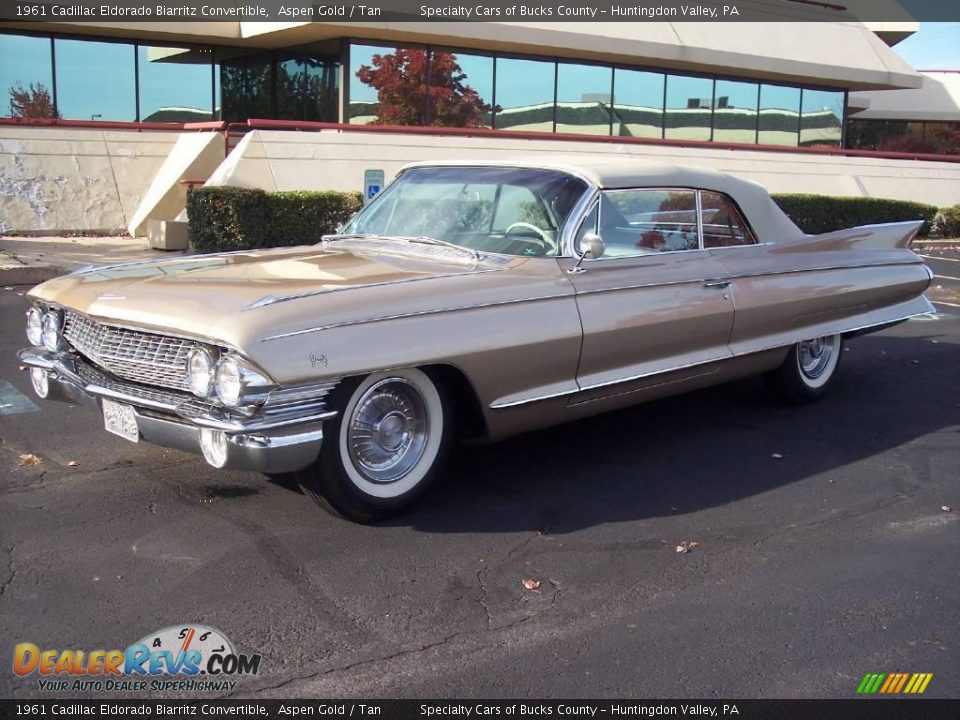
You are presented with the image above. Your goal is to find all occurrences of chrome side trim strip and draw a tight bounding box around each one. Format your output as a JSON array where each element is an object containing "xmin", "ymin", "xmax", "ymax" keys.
[
  {"xmin": 488, "ymin": 385, "xmax": 581, "ymax": 409},
  {"xmin": 261, "ymin": 293, "xmax": 571, "ymax": 341},
  {"xmin": 240, "ymin": 267, "xmax": 506, "ymax": 312},
  {"xmin": 572, "ymin": 259, "xmax": 924, "ymax": 297}
]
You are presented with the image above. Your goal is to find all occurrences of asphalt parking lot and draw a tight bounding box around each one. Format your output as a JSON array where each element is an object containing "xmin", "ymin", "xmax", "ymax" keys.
[{"xmin": 1, "ymin": 256, "xmax": 958, "ymax": 700}]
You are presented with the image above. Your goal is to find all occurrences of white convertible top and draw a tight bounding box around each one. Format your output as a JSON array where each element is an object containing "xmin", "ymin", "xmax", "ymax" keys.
[{"xmin": 401, "ymin": 157, "xmax": 805, "ymax": 243}]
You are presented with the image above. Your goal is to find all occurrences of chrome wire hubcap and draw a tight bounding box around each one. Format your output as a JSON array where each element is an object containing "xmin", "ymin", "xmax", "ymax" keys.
[
  {"xmin": 798, "ymin": 336, "xmax": 835, "ymax": 379},
  {"xmin": 347, "ymin": 379, "xmax": 429, "ymax": 483}
]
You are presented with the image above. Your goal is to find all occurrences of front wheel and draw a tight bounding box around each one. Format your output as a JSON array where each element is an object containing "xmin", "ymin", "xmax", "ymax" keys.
[
  {"xmin": 297, "ymin": 368, "xmax": 453, "ymax": 523},
  {"xmin": 766, "ymin": 333, "xmax": 843, "ymax": 404}
]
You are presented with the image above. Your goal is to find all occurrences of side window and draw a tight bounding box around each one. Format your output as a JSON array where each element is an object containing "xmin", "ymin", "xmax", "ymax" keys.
[
  {"xmin": 700, "ymin": 191, "xmax": 757, "ymax": 248},
  {"xmin": 598, "ymin": 189, "xmax": 699, "ymax": 258}
]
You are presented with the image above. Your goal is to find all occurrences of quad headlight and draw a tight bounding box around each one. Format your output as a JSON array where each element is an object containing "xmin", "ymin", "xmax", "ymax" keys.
[
  {"xmin": 215, "ymin": 355, "xmax": 270, "ymax": 408},
  {"xmin": 41, "ymin": 310, "xmax": 65, "ymax": 352},
  {"xmin": 25, "ymin": 307, "xmax": 43, "ymax": 347},
  {"xmin": 186, "ymin": 347, "xmax": 218, "ymax": 398},
  {"xmin": 186, "ymin": 348, "xmax": 271, "ymax": 408}
]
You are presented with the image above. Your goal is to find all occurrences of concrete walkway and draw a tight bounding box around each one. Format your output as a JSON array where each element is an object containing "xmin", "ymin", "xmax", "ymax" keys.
[{"xmin": 0, "ymin": 235, "xmax": 185, "ymax": 286}]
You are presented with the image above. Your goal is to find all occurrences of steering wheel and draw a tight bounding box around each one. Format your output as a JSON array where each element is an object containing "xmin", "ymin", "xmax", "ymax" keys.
[{"xmin": 503, "ymin": 222, "xmax": 554, "ymax": 255}]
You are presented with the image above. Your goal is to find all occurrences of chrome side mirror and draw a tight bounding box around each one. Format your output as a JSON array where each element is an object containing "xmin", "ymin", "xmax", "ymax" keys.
[
  {"xmin": 569, "ymin": 232, "xmax": 605, "ymax": 274},
  {"xmin": 580, "ymin": 232, "xmax": 605, "ymax": 260}
]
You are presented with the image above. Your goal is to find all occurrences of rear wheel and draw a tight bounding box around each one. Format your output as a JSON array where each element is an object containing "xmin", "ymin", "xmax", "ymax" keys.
[
  {"xmin": 296, "ymin": 368, "xmax": 453, "ymax": 523},
  {"xmin": 766, "ymin": 333, "xmax": 843, "ymax": 404}
]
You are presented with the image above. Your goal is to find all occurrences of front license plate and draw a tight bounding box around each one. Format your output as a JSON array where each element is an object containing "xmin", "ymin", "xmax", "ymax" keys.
[{"xmin": 102, "ymin": 399, "xmax": 139, "ymax": 443}]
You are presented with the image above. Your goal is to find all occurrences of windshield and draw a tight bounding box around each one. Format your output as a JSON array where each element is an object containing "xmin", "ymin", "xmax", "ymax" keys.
[{"xmin": 339, "ymin": 166, "xmax": 589, "ymax": 257}]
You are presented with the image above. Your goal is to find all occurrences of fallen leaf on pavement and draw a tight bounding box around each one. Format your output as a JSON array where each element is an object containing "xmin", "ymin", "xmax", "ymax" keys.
[
  {"xmin": 18, "ymin": 365, "xmax": 25, "ymax": 371},
  {"xmin": 522, "ymin": 579, "xmax": 541, "ymax": 592},
  {"xmin": 18, "ymin": 453, "xmax": 42, "ymax": 466},
  {"xmin": 943, "ymin": 506, "xmax": 953, "ymax": 513},
  {"xmin": 676, "ymin": 541, "xmax": 700, "ymax": 554},
  {"xmin": 67, "ymin": 460, "xmax": 80, "ymax": 467},
  {"xmin": 771, "ymin": 453, "xmax": 783, "ymax": 459}
]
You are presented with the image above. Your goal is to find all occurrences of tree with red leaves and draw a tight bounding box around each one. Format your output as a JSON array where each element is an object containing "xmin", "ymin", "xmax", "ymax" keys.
[
  {"xmin": 356, "ymin": 49, "xmax": 493, "ymax": 127},
  {"xmin": 8, "ymin": 82, "xmax": 59, "ymax": 119}
]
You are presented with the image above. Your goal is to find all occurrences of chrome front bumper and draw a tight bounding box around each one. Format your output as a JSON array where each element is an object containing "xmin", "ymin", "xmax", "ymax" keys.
[{"xmin": 17, "ymin": 348, "xmax": 331, "ymax": 474}]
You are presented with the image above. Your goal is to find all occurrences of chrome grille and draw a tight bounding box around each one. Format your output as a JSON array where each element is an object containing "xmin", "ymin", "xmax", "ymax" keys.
[
  {"xmin": 74, "ymin": 359, "xmax": 212, "ymax": 416},
  {"xmin": 63, "ymin": 311, "xmax": 197, "ymax": 391}
]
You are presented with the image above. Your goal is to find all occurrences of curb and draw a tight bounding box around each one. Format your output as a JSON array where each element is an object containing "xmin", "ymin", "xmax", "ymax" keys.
[{"xmin": 0, "ymin": 264, "xmax": 63, "ymax": 286}]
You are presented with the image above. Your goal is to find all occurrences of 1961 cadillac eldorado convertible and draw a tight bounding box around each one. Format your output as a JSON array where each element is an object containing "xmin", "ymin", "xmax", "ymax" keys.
[{"xmin": 18, "ymin": 159, "xmax": 934, "ymax": 521}]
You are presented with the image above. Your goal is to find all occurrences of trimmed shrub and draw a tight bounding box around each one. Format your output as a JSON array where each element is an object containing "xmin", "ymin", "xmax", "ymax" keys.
[
  {"xmin": 933, "ymin": 205, "xmax": 960, "ymax": 238},
  {"xmin": 187, "ymin": 187, "xmax": 363, "ymax": 253},
  {"xmin": 771, "ymin": 194, "xmax": 938, "ymax": 238},
  {"xmin": 187, "ymin": 186, "xmax": 269, "ymax": 253}
]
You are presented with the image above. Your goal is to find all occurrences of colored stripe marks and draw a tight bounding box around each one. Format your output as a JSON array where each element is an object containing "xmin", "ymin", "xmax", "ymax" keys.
[{"xmin": 857, "ymin": 673, "xmax": 933, "ymax": 694}]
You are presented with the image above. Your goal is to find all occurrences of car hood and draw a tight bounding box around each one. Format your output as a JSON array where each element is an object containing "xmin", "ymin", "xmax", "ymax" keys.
[{"xmin": 28, "ymin": 243, "xmax": 513, "ymax": 342}]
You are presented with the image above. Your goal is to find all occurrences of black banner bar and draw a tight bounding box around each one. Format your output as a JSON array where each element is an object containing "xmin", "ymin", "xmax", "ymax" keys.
[
  {"xmin": 0, "ymin": 0, "xmax": 958, "ymax": 23},
  {"xmin": 1, "ymin": 700, "xmax": 960, "ymax": 720}
]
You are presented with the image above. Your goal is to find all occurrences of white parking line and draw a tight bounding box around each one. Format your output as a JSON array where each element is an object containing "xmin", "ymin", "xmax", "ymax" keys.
[
  {"xmin": 920, "ymin": 254, "xmax": 960, "ymax": 263},
  {"xmin": 934, "ymin": 300, "xmax": 960, "ymax": 309},
  {"xmin": 934, "ymin": 275, "xmax": 960, "ymax": 282},
  {"xmin": 0, "ymin": 380, "xmax": 39, "ymax": 416}
]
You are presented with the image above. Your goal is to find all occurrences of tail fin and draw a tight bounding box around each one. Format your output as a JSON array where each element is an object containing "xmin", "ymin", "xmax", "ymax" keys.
[{"xmin": 794, "ymin": 221, "xmax": 924, "ymax": 252}]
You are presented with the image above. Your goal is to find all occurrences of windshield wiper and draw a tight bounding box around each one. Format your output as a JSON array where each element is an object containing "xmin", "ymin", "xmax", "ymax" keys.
[
  {"xmin": 396, "ymin": 236, "xmax": 483, "ymax": 262},
  {"xmin": 323, "ymin": 233, "xmax": 482, "ymax": 262},
  {"xmin": 322, "ymin": 232, "xmax": 378, "ymax": 243}
]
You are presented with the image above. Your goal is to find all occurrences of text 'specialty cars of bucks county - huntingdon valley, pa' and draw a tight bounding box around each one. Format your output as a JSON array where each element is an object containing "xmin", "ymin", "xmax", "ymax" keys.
[{"xmin": 18, "ymin": 158, "xmax": 935, "ymax": 522}]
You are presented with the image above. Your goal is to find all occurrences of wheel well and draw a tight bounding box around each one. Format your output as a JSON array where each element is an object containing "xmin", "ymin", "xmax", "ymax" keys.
[{"xmin": 421, "ymin": 364, "xmax": 488, "ymax": 441}]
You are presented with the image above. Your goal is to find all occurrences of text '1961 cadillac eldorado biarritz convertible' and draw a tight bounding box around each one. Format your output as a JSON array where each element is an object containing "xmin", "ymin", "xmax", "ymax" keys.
[{"xmin": 18, "ymin": 159, "xmax": 934, "ymax": 522}]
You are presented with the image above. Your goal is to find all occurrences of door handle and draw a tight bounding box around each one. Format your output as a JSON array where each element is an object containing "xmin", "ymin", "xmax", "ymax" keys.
[{"xmin": 703, "ymin": 279, "xmax": 731, "ymax": 289}]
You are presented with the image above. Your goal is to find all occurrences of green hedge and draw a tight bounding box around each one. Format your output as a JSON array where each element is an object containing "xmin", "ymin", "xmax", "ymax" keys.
[
  {"xmin": 187, "ymin": 187, "xmax": 363, "ymax": 253},
  {"xmin": 771, "ymin": 194, "xmax": 938, "ymax": 238},
  {"xmin": 933, "ymin": 205, "xmax": 960, "ymax": 238}
]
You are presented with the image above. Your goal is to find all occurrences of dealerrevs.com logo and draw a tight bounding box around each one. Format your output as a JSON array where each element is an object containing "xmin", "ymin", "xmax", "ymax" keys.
[{"xmin": 13, "ymin": 625, "xmax": 261, "ymax": 692}]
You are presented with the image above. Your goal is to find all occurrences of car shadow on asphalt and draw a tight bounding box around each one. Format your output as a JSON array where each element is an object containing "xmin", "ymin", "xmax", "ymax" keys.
[{"xmin": 377, "ymin": 326, "xmax": 958, "ymax": 535}]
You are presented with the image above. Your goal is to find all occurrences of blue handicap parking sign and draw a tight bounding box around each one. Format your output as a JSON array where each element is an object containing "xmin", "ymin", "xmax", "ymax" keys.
[{"xmin": 363, "ymin": 169, "xmax": 386, "ymax": 204}]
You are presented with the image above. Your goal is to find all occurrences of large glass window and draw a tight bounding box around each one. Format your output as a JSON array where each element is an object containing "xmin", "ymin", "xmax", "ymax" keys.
[
  {"xmin": 665, "ymin": 75, "xmax": 713, "ymax": 141},
  {"xmin": 494, "ymin": 57, "xmax": 555, "ymax": 132},
  {"xmin": 556, "ymin": 62, "xmax": 611, "ymax": 135},
  {"xmin": 427, "ymin": 49, "xmax": 493, "ymax": 128},
  {"xmin": 350, "ymin": 43, "xmax": 427, "ymax": 125},
  {"xmin": 216, "ymin": 48, "xmax": 273, "ymax": 122},
  {"xmin": 713, "ymin": 80, "xmax": 758, "ymax": 144},
  {"xmin": 276, "ymin": 44, "xmax": 340, "ymax": 122},
  {"xmin": 612, "ymin": 69, "xmax": 664, "ymax": 139},
  {"xmin": 1, "ymin": 33, "xmax": 54, "ymax": 118},
  {"xmin": 138, "ymin": 45, "xmax": 212, "ymax": 122},
  {"xmin": 759, "ymin": 84, "xmax": 801, "ymax": 146},
  {"xmin": 55, "ymin": 39, "xmax": 135, "ymax": 121},
  {"xmin": 800, "ymin": 89, "xmax": 843, "ymax": 147}
]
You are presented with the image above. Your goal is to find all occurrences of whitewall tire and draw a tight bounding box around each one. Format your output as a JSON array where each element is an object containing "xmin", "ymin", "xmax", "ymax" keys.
[
  {"xmin": 767, "ymin": 333, "xmax": 843, "ymax": 404},
  {"xmin": 297, "ymin": 368, "xmax": 453, "ymax": 522}
]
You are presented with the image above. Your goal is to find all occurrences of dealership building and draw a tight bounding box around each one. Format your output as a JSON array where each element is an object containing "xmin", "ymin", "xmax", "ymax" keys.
[{"xmin": 1, "ymin": 8, "xmax": 959, "ymax": 238}]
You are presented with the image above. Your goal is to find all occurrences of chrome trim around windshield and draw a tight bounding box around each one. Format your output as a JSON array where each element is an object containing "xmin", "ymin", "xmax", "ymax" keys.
[{"xmin": 560, "ymin": 187, "xmax": 600, "ymax": 258}]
